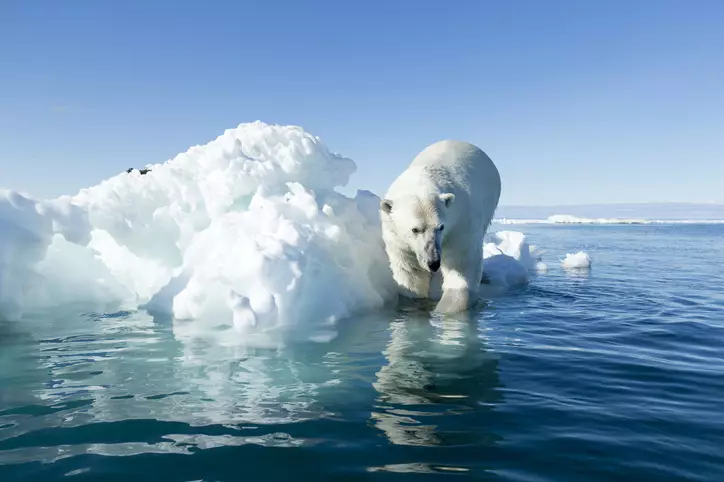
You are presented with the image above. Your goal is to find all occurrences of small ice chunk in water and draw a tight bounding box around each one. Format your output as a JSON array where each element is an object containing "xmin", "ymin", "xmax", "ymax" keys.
[{"xmin": 562, "ymin": 251, "xmax": 592, "ymax": 269}]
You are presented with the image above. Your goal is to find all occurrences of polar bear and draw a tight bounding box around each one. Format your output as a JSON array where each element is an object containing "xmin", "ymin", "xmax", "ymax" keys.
[{"xmin": 380, "ymin": 140, "xmax": 501, "ymax": 313}]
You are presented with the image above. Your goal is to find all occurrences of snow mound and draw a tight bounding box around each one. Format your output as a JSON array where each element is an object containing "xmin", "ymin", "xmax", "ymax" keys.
[
  {"xmin": 0, "ymin": 121, "xmax": 552, "ymax": 343},
  {"xmin": 482, "ymin": 231, "xmax": 547, "ymax": 288},
  {"xmin": 561, "ymin": 251, "xmax": 592, "ymax": 269},
  {"xmin": 1, "ymin": 123, "xmax": 396, "ymax": 333},
  {"xmin": 0, "ymin": 190, "xmax": 91, "ymax": 319}
]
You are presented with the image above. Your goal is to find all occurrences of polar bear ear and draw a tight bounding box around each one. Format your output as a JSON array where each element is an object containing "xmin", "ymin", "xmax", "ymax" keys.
[
  {"xmin": 439, "ymin": 193, "xmax": 455, "ymax": 207},
  {"xmin": 380, "ymin": 199, "xmax": 393, "ymax": 214}
]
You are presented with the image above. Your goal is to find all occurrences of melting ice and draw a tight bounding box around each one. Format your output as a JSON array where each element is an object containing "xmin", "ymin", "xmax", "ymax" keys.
[{"xmin": 0, "ymin": 121, "xmax": 580, "ymax": 343}]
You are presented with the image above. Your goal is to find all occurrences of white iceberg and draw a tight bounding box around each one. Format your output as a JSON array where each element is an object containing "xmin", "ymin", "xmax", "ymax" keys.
[{"xmin": 0, "ymin": 121, "xmax": 547, "ymax": 343}]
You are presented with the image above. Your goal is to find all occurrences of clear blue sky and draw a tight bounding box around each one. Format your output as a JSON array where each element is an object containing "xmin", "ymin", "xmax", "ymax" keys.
[{"xmin": 1, "ymin": 0, "xmax": 723, "ymax": 205}]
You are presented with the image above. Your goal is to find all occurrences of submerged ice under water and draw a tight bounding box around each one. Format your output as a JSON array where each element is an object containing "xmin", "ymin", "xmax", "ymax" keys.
[{"xmin": 0, "ymin": 122, "xmax": 579, "ymax": 345}]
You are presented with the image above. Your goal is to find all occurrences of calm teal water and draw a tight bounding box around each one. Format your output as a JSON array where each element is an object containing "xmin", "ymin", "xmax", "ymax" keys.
[{"xmin": 2, "ymin": 224, "xmax": 724, "ymax": 481}]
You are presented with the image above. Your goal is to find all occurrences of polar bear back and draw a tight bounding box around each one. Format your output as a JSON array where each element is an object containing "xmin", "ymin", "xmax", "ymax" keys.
[{"xmin": 398, "ymin": 140, "xmax": 501, "ymax": 222}]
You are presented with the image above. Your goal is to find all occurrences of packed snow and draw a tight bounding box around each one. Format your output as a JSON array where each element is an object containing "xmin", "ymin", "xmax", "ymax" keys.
[
  {"xmin": 0, "ymin": 121, "xmax": 574, "ymax": 343},
  {"xmin": 562, "ymin": 251, "xmax": 592, "ymax": 269}
]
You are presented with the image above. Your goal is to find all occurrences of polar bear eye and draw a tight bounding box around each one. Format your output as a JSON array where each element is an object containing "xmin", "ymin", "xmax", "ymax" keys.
[
  {"xmin": 411, "ymin": 227, "xmax": 421, "ymax": 234},
  {"xmin": 438, "ymin": 224, "xmax": 444, "ymax": 232}
]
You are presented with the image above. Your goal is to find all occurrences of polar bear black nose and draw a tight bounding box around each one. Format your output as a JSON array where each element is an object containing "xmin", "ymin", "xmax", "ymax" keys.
[{"xmin": 428, "ymin": 260, "xmax": 440, "ymax": 272}]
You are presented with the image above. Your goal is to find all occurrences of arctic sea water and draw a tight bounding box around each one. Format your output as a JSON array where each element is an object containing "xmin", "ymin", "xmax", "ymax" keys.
[
  {"xmin": 2, "ymin": 223, "xmax": 724, "ymax": 481},
  {"xmin": 2, "ymin": 123, "xmax": 724, "ymax": 480}
]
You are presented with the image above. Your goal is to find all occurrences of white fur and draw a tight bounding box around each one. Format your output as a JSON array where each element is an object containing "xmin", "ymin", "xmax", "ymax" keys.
[{"xmin": 380, "ymin": 140, "xmax": 501, "ymax": 313}]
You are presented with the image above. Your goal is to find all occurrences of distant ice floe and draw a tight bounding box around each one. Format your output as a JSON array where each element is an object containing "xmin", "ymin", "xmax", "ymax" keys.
[{"xmin": 494, "ymin": 214, "xmax": 724, "ymax": 225}]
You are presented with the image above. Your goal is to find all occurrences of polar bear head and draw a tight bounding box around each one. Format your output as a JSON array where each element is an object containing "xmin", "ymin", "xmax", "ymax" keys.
[{"xmin": 380, "ymin": 192, "xmax": 455, "ymax": 272}]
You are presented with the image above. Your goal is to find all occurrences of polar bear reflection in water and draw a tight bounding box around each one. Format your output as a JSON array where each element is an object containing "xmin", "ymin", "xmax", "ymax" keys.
[{"xmin": 370, "ymin": 305, "xmax": 503, "ymax": 447}]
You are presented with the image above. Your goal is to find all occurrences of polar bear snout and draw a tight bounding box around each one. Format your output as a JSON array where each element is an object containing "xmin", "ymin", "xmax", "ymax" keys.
[
  {"xmin": 419, "ymin": 237, "xmax": 442, "ymax": 273},
  {"xmin": 418, "ymin": 253, "xmax": 440, "ymax": 273}
]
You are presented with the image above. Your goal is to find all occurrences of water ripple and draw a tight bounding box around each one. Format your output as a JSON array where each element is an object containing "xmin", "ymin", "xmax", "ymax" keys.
[{"xmin": 1, "ymin": 224, "xmax": 724, "ymax": 481}]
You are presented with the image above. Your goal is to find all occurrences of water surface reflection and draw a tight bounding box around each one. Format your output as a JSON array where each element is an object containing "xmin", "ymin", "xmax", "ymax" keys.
[
  {"xmin": 0, "ymin": 304, "xmax": 505, "ymax": 468},
  {"xmin": 371, "ymin": 307, "xmax": 503, "ymax": 447}
]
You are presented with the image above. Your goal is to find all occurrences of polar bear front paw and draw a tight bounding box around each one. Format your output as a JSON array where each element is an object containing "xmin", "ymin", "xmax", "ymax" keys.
[
  {"xmin": 434, "ymin": 287, "xmax": 478, "ymax": 314},
  {"xmin": 391, "ymin": 266, "xmax": 431, "ymax": 299}
]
